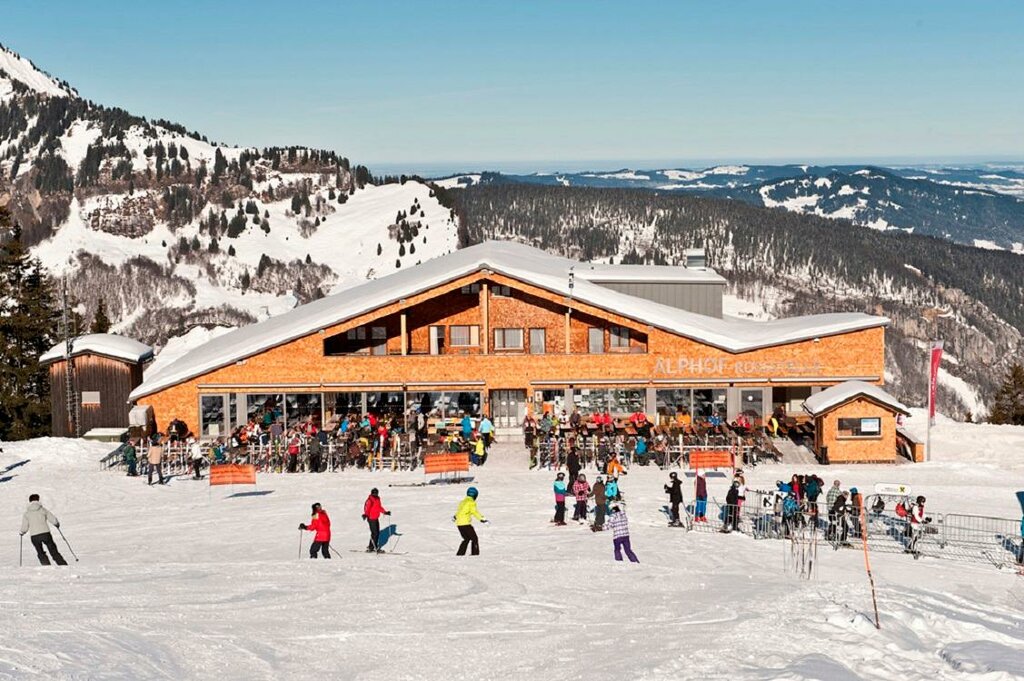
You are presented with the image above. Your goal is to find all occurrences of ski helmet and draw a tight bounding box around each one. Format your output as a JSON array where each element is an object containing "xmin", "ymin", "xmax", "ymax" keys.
[
  {"xmin": 578, "ymin": 473, "xmax": 586, "ymax": 480},
  {"xmin": 371, "ymin": 487, "xmax": 379, "ymax": 496},
  {"xmin": 311, "ymin": 502, "xmax": 321, "ymax": 513},
  {"xmin": 916, "ymin": 495, "xmax": 926, "ymax": 504},
  {"xmin": 669, "ymin": 472, "xmax": 678, "ymax": 479},
  {"xmin": 850, "ymin": 487, "xmax": 858, "ymax": 495},
  {"xmin": 556, "ymin": 472, "xmax": 565, "ymax": 479},
  {"xmin": 467, "ymin": 487, "xmax": 479, "ymax": 499}
]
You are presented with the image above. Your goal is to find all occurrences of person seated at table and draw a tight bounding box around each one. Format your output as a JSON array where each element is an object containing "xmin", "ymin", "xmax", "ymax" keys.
[{"xmin": 675, "ymin": 408, "xmax": 692, "ymax": 428}]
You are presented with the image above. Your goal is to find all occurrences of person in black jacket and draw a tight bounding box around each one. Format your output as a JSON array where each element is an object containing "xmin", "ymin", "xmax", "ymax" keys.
[
  {"xmin": 664, "ymin": 472, "xmax": 684, "ymax": 526},
  {"xmin": 723, "ymin": 481, "xmax": 741, "ymax": 533},
  {"xmin": 831, "ymin": 491, "xmax": 850, "ymax": 545},
  {"xmin": 566, "ymin": 447, "xmax": 580, "ymax": 485}
]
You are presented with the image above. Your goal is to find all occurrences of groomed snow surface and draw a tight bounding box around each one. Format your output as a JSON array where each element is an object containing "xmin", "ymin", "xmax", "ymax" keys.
[{"xmin": 2, "ymin": 412, "xmax": 1023, "ymax": 680}]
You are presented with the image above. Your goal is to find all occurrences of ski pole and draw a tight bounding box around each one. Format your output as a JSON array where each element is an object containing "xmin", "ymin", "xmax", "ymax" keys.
[
  {"xmin": 298, "ymin": 529, "xmax": 304, "ymax": 560},
  {"xmin": 19, "ymin": 534, "xmax": 23, "ymax": 567},
  {"xmin": 56, "ymin": 527, "xmax": 79, "ymax": 562}
]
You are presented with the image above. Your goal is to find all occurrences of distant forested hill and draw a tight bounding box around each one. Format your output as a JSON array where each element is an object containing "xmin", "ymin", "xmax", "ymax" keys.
[{"xmin": 453, "ymin": 183, "xmax": 1024, "ymax": 419}]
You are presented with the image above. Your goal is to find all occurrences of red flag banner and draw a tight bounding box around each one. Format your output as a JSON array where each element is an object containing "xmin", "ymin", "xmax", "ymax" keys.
[
  {"xmin": 209, "ymin": 463, "xmax": 257, "ymax": 486},
  {"xmin": 928, "ymin": 341, "xmax": 944, "ymax": 424}
]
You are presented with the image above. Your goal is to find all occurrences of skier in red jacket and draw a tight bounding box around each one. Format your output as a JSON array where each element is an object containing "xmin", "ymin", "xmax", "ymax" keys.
[
  {"xmin": 299, "ymin": 502, "xmax": 331, "ymax": 559},
  {"xmin": 362, "ymin": 488, "xmax": 391, "ymax": 552}
]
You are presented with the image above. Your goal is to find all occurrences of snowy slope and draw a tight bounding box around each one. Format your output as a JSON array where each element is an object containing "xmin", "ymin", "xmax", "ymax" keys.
[
  {"xmin": 0, "ymin": 44, "xmax": 73, "ymax": 98},
  {"xmin": 1, "ymin": 416, "xmax": 1023, "ymax": 680}
]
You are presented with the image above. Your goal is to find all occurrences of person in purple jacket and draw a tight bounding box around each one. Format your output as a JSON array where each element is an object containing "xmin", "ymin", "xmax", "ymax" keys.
[{"xmin": 607, "ymin": 506, "xmax": 639, "ymax": 563}]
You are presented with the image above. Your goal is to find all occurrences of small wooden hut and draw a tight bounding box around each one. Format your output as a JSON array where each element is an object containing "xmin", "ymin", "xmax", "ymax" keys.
[
  {"xmin": 41, "ymin": 334, "xmax": 154, "ymax": 438},
  {"xmin": 803, "ymin": 380, "xmax": 910, "ymax": 464}
]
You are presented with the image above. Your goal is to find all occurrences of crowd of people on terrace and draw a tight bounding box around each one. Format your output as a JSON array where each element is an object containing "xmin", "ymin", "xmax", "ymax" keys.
[{"xmin": 116, "ymin": 399, "xmax": 792, "ymax": 481}]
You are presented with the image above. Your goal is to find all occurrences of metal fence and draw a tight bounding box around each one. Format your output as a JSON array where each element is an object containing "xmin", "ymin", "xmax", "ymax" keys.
[{"xmin": 685, "ymin": 492, "xmax": 1023, "ymax": 569}]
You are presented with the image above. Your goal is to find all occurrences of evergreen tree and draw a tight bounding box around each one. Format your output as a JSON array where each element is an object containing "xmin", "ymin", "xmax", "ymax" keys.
[
  {"xmin": 989, "ymin": 364, "xmax": 1024, "ymax": 425},
  {"xmin": 0, "ymin": 216, "xmax": 59, "ymax": 440},
  {"xmin": 90, "ymin": 298, "xmax": 112, "ymax": 334}
]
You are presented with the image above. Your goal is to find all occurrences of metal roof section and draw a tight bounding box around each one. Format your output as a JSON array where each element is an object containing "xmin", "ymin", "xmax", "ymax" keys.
[
  {"xmin": 130, "ymin": 241, "xmax": 888, "ymax": 400},
  {"xmin": 577, "ymin": 263, "xmax": 727, "ymax": 285}
]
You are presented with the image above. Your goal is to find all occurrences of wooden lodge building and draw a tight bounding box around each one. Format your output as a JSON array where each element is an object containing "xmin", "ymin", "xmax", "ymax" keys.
[
  {"xmin": 127, "ymin": 241, "xmax": 902, "ymax": 461},
  {"xmin": 42, "ymin": 334, "xmax": 154, "ymax": 438}
]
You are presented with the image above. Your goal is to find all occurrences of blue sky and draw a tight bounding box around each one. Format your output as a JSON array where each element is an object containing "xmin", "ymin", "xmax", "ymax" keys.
[{"xmin": 4, "ymin": 1, "xmax": 1023, "ymax": 173}]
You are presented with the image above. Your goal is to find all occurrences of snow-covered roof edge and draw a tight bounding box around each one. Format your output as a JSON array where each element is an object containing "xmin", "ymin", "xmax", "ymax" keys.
[
  {"xmin": 130, "ymin": 241, "xmax": 888, "ymax": 401},
  {"xmin": 802, "ymin": 380, "xmax": 909, "ymax": 417},
  {"xmin": 40, "ymin": 334, "xmax": 154, "ymax": 365}
]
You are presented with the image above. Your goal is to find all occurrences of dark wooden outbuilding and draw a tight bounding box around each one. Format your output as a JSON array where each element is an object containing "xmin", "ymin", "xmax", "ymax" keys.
[{"xmin": 41, "ymin": 334, "xmax": 154, "ymax": 438}]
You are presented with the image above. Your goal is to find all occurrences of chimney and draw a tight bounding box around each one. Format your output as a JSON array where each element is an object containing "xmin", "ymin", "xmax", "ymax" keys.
[{"xmin": 684, "ymin": 247, "xmax": 706, "ymax": 269}]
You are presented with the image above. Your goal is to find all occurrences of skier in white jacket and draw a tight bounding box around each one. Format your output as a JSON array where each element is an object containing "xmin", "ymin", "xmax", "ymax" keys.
[{"xmin": 20, "ymin": 494, "xmax": 67, "ymax": 566}]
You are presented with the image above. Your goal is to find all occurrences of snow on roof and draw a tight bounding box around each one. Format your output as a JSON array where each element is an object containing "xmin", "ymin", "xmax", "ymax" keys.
[
  {"xmin": 130, "ymin": 241, "xmax": 889, "ymax": 400},
  {"xmin": 41, "ymin": 334, "xmax": 154, "ymax": 365},
  {"xmin": 803, "ymin": 380, "xmax": 909, "ymax": 417},
  {"xmin": 577, "ymin": 263, "xmax": 726, "ymax": 284}
]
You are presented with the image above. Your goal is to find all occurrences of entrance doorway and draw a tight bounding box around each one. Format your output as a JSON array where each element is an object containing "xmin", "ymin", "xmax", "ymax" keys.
[{"xmin": 491, "ymin": 390, "xmax": 527, "ymax": 429}]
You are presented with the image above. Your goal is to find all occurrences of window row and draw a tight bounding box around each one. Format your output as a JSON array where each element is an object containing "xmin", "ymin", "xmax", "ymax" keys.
[{"xmin": 325, "ymin": 323, "xmax": 639, "ymax": 356}]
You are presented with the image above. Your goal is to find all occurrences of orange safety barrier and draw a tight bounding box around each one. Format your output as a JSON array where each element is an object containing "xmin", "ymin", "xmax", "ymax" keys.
[
  {"xmin": 689, "ymin": 449, "xmax": 734, "ymax": 470},
  {"xmin": 424, "ymin": 452, "xmax": 470, "ymax": 475},
  {"xmin": 209, "ymin": 463, "xmax": 257, "ymax": 486}
]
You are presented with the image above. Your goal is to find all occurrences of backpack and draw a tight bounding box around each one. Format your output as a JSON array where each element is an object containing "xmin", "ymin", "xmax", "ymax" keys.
[{"xmin": 895, "ymin": 501, "xmax": 908, "ymax": 518}]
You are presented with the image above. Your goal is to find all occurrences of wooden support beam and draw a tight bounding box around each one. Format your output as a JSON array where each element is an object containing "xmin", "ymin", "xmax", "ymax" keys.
[
  {"xmin": 482, "ymin": 282, "xmax": 489, "ymax": 355},
  {"xmin": 400, "ymin": 311, "xmax": 408, "ymax": 356}
]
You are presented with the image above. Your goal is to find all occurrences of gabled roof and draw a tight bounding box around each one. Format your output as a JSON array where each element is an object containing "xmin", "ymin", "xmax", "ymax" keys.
[
  {"xmin": 41, "ymin": 334, "xmax": 154, "ymax": 365},
  {"xmin": 130, "ymin": 241, "xmax": 888, "ymax": 400},
  {"xmin": 803, "ymin": 380, "xmax": 909, "ymax": 417}
]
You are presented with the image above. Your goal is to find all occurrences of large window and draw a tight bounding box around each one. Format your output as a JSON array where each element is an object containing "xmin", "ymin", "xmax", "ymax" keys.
[
  {"xmin": 323, "ymin": 326, "xmax": 386, "ymax": 355},
  {"xmin": 201, "ymin": 395, "xmax": 227, "ymax": 438},
  {"xmin": 247, "ymin": 394, "xmax": 284, "ymax": 426},
  {"xmin": 573, "ymin": 388, "xmax": 645, "ymax": 415},
  {"xmin": 838, "ymin": 417, "xmax": 882, "ymax": 438},
  {"xmin": 429, "ymin": 326, "xmax": 445, "ymax": 355},
  {"xmin": 529, "ymin": 328, "xmax": 546, "ymax": 354},
  {"xmin": 493, "ymin": 327, "xmax": 524, "ymax": 350},
  {"xmin": 450, "ymin": 325, "xmax": 479, "ymax": 347},
  {"xmin": 739, "ymin": 389, "xmax": 764, "ymax": 419},
  {"xmin": 693, "ymin": 388, "xmax": 728, "ymax": 422},
  {"xmin": 588, "ymin": 327, "xmax": 604, "ymax": 354},
  {"xmin": 366, "ymin": 391, "xmax": 405, "ymax": 418},
  {"xmin": 610, "ymin": 326, "xmax": 630, "ymax": 349},
  {"xmin": 286, "ymin": 393, "xmax": 322, "ymax": 429},
  {"xmin": 370, "ymin": 326, "xmax": 387, "ymax": 356},
  {"xmin": 327, "ymin": 392, "xmax": 362, "ymax": 422}
]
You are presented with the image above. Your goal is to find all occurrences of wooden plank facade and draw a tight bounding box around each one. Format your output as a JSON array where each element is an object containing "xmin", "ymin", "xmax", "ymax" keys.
[
  {"xmin": 48, "ymin": 355, "xmax": 146, "ymax": 437},
  {"xmin": 135, "ymin": 268, "xmax": 887, "ymax": 439}
]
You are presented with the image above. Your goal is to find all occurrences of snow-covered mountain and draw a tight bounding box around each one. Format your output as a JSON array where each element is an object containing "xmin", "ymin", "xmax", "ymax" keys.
[
  {"xmin": 0, "ymin": 43, "xmax": 459, "ymax": 347},
  {"xmin": 438, "ymin": 164, "xmax": 1024, "ymax": 252}
]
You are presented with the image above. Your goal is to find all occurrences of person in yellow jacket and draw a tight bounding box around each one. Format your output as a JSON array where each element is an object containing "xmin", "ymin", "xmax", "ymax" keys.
[{"xmin": 454, "ymin": 486, "xmax": 487, "ymax": 556}]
